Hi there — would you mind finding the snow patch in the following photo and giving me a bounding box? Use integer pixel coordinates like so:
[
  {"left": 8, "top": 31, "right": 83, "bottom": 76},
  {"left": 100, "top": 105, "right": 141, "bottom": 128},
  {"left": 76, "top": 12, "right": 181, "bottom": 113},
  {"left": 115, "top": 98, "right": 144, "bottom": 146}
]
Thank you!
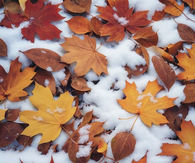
[
  {"left": 46, "top": 67, "right": 53, "bottom": 71},
  {"left": 78, "top": 125, "right": 91, "bottom": 144},
  {"left": 44, "top": 79, "right": 49, "bottom": 86},
  {"left": 137, "top": 93, "right": 157, "bottom": 103},
  {"left": 113, "top": 13, "right": 129, "bottom": 26},
  {"left": 54, "top": 107, "right": 65, "bottom": 113},
  {"left": 41, "top": 50, "right": 46, "bottom": 53},
  {"left": 193, "top": 151, "right": 195, "bottom": 161},
  {"left": 33, "top": 116, "right": 43, "bottom": 121},
  {"left": 0, "top": 77, "right": 3, "bottom": 83},
  {"left": 76, "top": 141, "right": 92, "bottom": 158},
  {"left": 46, "top": 108, "right": 53, "bottom": 114},
  {"left": 182, "top": 143, "right": 191, "bottom": 150}
]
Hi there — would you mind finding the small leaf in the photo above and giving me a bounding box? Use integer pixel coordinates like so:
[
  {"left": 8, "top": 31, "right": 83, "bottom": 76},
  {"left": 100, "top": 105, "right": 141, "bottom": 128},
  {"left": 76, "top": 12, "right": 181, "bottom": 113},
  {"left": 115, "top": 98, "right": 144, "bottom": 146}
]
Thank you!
[
  {"left": 97, "top": 141, "right": 107, "bottom": 153},
  {"left": 111, "top": 132, "right": 136, "bottom": 160},
  {"left": 38, "top": 141, "right": 52, "bottom": 154},
  {"left": 79, "top": 110, "right": 93, "bottom": 128},
  {"left": 5, "top": 109, "right": 20, "bottom": 121},
  {"left": 0, "top": 122, "right": 23, "bottom": 147},
  {"left": 21, "top": 48, "right": 66, "bottom": 72},
  {"left": 71, "top": 77, "right": 91, "bottom": 92},
  {"left": 90, "top": 17, "right": 103, "bottom": 35},
  {"left": 0, "top": 109, "right": 6, "bottom": 121},
  {"left": 183, "top": 84, "right": 195, "bottom": 103},
  {"left": 152, "top": 55, "right": 176, "bottom": 90},
  {"left": 67, "top": 16, "right": 91, "bottom": 34},
  {"left": 0, "top": 38, "right": 7, "bottom": 57}
]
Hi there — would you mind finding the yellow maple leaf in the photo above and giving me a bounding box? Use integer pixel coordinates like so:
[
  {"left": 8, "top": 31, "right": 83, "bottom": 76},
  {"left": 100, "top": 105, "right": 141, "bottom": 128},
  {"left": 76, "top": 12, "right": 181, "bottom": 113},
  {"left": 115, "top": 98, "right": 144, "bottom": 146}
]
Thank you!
[
  {"left": 0, "top": 57, "right": 36, "bottom": 102},
  {"left": 177, "top": 43, "right": 195, "bottom": 81},
  {"left": 117, "top": 80, "right": 176, "bottom": 127},
  {"left": 19, "top": 83, "right": 76, "bottom": 144},
  {"left": 0, "top": 109, "right": 6, "bottom": 121},
  {"left": 159, "top": 120, "right": 195, "bottom": 163}
]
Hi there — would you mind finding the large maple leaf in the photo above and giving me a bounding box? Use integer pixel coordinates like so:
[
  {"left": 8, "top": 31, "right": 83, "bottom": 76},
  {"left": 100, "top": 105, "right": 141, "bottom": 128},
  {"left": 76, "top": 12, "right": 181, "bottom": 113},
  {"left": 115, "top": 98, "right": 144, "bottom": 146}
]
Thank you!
[
  {"left": 117, "top": 80, "right": 176, "bottom": 127},
  {"left": 160, "top": 120, "right": 195, "bottom": 163},
  {"left": 0, "top": 58, "right": 35, "bottom": 102},
  {"left": 176, "top": 43, "right": 195, "bottom": 80},
  {"left": 97, "top": 0, "right": 151, "bottom": 42},
  {"left": 19, "top": 83, "right": 76, "bottom": 144},
  {"left": 21, "top": 0, "right": 64, "bottom": 42},
  {"left": 60, "top": 35, "right": 108, "bottom": 76}
]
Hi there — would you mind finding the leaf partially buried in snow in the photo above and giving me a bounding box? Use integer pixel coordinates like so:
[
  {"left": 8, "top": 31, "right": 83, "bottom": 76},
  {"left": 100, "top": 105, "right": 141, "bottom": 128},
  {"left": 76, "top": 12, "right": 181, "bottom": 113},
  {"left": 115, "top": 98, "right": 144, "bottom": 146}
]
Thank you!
[
  {"left": 159, "top": 120, "right": 195, "bottom": 163},
  {"left": 117, "top": 80, "right": 176, "bottom": 127},
  {"left": 19, "top": 83, "right": 76, "bottom": 144}
]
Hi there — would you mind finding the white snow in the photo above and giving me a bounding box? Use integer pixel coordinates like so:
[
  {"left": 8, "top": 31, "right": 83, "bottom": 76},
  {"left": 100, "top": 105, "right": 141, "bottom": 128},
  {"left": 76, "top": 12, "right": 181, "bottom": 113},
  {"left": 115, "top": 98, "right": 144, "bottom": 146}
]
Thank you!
[
  {"left": 193, "top": 152, "right": 195, "bottom": 161},
  {"left": 54, "top": 107, "right": 65, "bottom": 113},
  {"left": 46, "top": 67, "right": 53, "bottom": 71},
  {"left": 137, "top": 93, "right": 158, "bottom": 103},
  {"left": 46, "top": 108, "right": 53, "bottom": 114},
  {"left": 182, "top": 143, "right": 191, "bottom": 150},
  {"left": 0, "top": 77, "right": 3, "bottom": 83},
  {"left": 78, "top": 125, "right": 91, "bottom": 144},
  {"left": 76, "top": 141, "right": 92, "bottom": 158},
  {"left": 33, "top": 116, "right": 43, "bottom": 121},
  {"left": 113, "top": 13, "right": 129, "bottom": 26},
  {"left": 44, "top": 79, "right": 49, "bottom": 86}
]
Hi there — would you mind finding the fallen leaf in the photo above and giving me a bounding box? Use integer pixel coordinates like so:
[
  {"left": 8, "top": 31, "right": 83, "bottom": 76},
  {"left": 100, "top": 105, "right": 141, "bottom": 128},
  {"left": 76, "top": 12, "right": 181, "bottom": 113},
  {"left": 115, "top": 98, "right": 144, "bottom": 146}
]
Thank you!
[
  {"left": 71, "top": 77, "right": 91, "bottom": 92},
  {"left": 63, "top": 0, "right": 91, "bottom": 13},
  {"left": 160, "top": 0, "right": 184, "bottom": 16},
  {"left": 38, "top": 141, "right": 52, "bottom": 154},
  {"left": 97, "top": 141, "right": 107, "bottom": 153},
  {"left": 176, "top": 44, "right": 195, "bottom": 80},
  {"left": 22, "top": 0, "right": 64, "bottom": 42},
  {"left": 183, "top": 84, "right": 195, "bottom": 103},
  {"left": 79, "top": 110, "right": 93, "bottom": 128},
  {"left": 90, "top": 17, "right": 103, "bottom": 35},
  {"left": 61, "top": 35, "right": 108, "bottom": 76},
  {"left": 152, "top": 10, "right": 166, "bottom": 21},
  {"left": 117, "top": 80, "right": 176, "bottom": 127},
  {"left": 182, "top": 0, "right": 195, "bottom": 10},
  {"left": 163, "top": 41, "right": 183, "bottom": 56},
  {"left": 0, "top": 122, "right": 23, "bottom": 147},
  {"left": 108, "top": 0, "right": 116, "bottom": 7},
  {"left": 140, "top": 45, "right": 150, "bottom": 66},
  {"left": 0, "top": 38, "right": 7, "bottom": 57},
  {"left": 34, "top": 70, "right": 56, "bottom": 95},
  {"left": 133, "top": 26, "right": 158, "bottom": 47},
  {"left": 5, "top": 109, "right": 20, "bottom": 121},
  {"left": 152, "top": 55, "right": 176, "bottom": 90},
  {"left": 0, "top": 109, "right": 6, "bottom": 121},
  {"left": 111, "top": 132, "right": 136, "bottom": 160},
  {"left": 132, "top": 153, "right": 147, "bottom": 163},
  {"left": 125, "top": 64, "right": 148, "bottom": 79},
  {"left": 159, "top": 120, "right": 195, "bottom": 163},
  {"left": 97, "top": 0, "right": 150, "bottom": 41},
  {"left": 21, "top": 48, "right": 66, "bottom": 72},
  {"left": 17, "top": 135, "right": 33, "bottom": 147},
  {"left": 50, "top": 156, "right": 55, "bottom": 163},
  {"left": 19, "top": 0, "right": 27, "bottom": 11},
  {"left": 0, "top": 57, "right": 36, "bottom": 102},
  {"left": 19, "top": 83, "right": 76, "bottom": 144},
  {"left": 5, "top": 1, "right": 21, "bottom": 14},
  {"left": 177, "top": 23, "right": 195, "bottom": 43}
]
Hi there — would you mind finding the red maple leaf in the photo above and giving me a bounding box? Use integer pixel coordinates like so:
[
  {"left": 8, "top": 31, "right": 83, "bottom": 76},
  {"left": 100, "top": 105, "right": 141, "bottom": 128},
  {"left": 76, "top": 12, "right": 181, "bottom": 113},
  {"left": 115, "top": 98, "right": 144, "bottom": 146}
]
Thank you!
[
  {"left": 21, "top": 0, "right": 64, "bottom": 42},
  {"left": 97, "top": 0, "right": 151, "bottom": 42}
]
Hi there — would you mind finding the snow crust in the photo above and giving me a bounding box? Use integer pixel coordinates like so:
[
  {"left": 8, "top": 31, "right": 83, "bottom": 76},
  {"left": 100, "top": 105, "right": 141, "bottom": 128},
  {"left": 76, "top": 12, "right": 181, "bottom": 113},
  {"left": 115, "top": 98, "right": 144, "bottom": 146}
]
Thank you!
[{"left": 0, "top": 0, "right": 195, "bottom": 163}]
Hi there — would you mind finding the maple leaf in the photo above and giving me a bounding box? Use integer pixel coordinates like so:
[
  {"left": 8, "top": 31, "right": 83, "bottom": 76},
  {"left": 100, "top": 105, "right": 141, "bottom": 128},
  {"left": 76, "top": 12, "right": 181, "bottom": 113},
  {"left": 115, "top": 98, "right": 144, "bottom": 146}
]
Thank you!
[
  {"left": 176, "top": 43, "right": 195, "bottom": 80},
  {"left": 0, "top": 57, "right": 36, "bottom": 102},
  {"left": 117, "top": 80, "right": 176, "bottom": 127},
  {"left": 97, "top": 0, "right": 150, "bottom": 42},
  {"left": 182, "top": 0, "right": 195, "bottom": 10},
  {"left": 19, "top": 83, "right": 76, "bottom": 144},
  {"left": 0, "top": 109, "right": 6, "bottom": 121},
  {"left": 21, "top": 0, "right": 64, "bottom": 42},
  {"left": 159, "top": 120, "right": 195, "bottom": 163},
  {"left": 60, "top": 35, "right": 108, "bottom": 76}
]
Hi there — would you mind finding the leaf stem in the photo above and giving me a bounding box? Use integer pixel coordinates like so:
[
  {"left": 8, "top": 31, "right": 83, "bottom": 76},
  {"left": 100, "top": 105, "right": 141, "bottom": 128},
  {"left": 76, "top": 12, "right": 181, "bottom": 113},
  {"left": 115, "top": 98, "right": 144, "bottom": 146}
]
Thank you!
[
  {"left": 61, "top": 125, "right": 77, "bottom": 144},
  {"left": 130, "top": 114, "right": 139, "bottom": 132},
  {"left": 96, "top": 39, "right": 109, "bottom": 51}
]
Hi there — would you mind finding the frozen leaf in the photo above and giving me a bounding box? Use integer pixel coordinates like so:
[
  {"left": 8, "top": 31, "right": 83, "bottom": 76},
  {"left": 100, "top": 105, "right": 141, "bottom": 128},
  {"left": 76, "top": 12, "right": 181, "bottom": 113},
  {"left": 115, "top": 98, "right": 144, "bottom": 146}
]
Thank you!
[
  {"left": 63, "top": 0, "right": 91, "bottom": 13},
  {"left": 111, "top": 132, "right": 136, "bottom": 160},
  {"left": 0, "top": 122, "right": 23, "bottom": 147},
  {"left": 0, "top": 109, "right": 6, "bottom": 121},
  {"left": 133, "top": 26, "right": 158, "bottom": 47},
  {"left": 22, "top": 0, "right": 64, "bottom": 42},
  {"left": 160, "top": 0, "right": 184, "bottom": 16},
  {"left": 61, "top": 35, "right": 108, "bottom": 76},
  {"left": 160, "top": 120, "right": 195, "bottom": 163},
  {"left": 0, "top": 38, "right": 7, "bottom": 57},
  {"left": 67, "top": 16, "right": 90, "bottom": 34},
  {"left": 177, "top": 23, "right": 195, "bottom": 43},
  {"left": 19, "top": 83, "right": 76, "bottom": 144},
  {"left": 97, "top": 0, "right": 150, "bottom": 41},
  {"left": 21, "top": 48, "right": 66, "bottom": 72},
  {"left": 90, "top": 17, "right": 103, "bottom": 35},
  {"left": 0, "top": 58, "right": 36, "bottom": 102},
  {"left": 152, "top": 55, "right": 176, "bottom": 90},
  {"left": 5, "top": 109, "right": 20, "bottom": 121},
  {"left": 176, "top": 44, "right": 195, "bottom": 80},
  {"left": 34, "top": 70, "right": 56, "bottom": 95},
  {"left": 118, "top": 80, "right": 176, "bottom": 127}
]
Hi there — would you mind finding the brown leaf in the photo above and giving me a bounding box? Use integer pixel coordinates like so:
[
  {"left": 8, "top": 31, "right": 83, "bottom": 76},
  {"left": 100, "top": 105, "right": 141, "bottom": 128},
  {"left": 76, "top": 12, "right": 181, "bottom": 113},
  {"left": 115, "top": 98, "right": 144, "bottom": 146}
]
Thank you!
[
  {"left": 5, "top": 1, "right": 21, "bottom": 14},
  {"left": 183, "top": 84, "right": 195, "bottom": 103},
  {"left": 17, "top": 135, "right": 33, "bottom": 147},
  {"left": 163, "top": 41, "right": 183, "bottom": 56},
  {"left": 5, "top": 109, "right": 20, "bottom": 121},
  {"left": 0, "top": 122, "right": 23, "bottom": 147},
  {"left": 107, "top": 0, "right": 116, "bottom": 7},
  {"left": 140, "top": 45, "right": 150, "bottom": 66},
  {"left": 177, "top": 23, "right": 195, "bottom": 43},
  {"left": 182, "top": 0, "right": 195, "bottom": 10},
  {"left": 111, "top": 132, "right": 136, "bottom": 160},
  {"left": 125, "top": 64, "right": 147, "bottom": 78},
  {"left": 67, "top": 16, "right": 91, "bottom": 34},
  {"left": 0, "top": 38, "right": 7, "bottom": 57},
  {"left": 152, "top": 55, "right": 176, "bottom": 90},
  {"left": 63, "top": 0, "right": 91, "bottom": 13},
  {"left": 71, "top": 77, "right": 91, "bottom": 92},
  {"left": 61, "top": 67, "right": 70, "bottom": 87},
  {"left": 152, "top": 10, "right": 166, "bottom": 21},
  {"left": 133, "top": 26, "right": 158, "bottom": 47},
  {"left": 21, "top": 48, "right": 66, "bottom": 72},
  {"left": 90, "top": 17, "right": 103, "bottom": 35},
  {"left": 38, "top": 141, "right": 52, "bottom": 155},
  {"left": 79, "top": 110, "right": 93, "bottom": 128},
  {"left": 34, "top": 70, "right": 56, "bottom": 95}
]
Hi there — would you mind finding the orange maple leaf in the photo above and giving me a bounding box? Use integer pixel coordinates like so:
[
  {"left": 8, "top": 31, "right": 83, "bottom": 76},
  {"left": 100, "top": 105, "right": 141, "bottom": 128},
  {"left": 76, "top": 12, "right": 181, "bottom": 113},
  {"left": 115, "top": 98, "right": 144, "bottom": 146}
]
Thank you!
[
  {"left": 21, "top": 0, "right": 64, "bottom": 42},
  {"left": 159, "top": 120, "right": 195, "bottom": 163},
  {"left": 60, "top": 35, "right": 108, "bottom": 76},
  {"left": 176, "top": 43, "right": 195, "bottom": 80},
  {"left": 117, "top": 80, "right": 176, "bottom": 127},
  {"left": 97, "top": 0, "right": 150, "bottom": 42},
  {"left": 0, "top": 58, "right": 35, "bottom": 102}
]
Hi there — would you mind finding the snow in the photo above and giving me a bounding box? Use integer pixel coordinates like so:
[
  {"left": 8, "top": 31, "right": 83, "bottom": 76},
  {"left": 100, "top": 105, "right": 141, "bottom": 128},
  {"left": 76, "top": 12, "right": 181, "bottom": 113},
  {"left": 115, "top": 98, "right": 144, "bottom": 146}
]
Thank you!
[
  {"left": 0, "top": 0, "right": 195, "bottom": 162},
  {"left": 44, "top": 79, "right": 49, "bottom": 86},
  {"left": 54, "top": 107, "right": 65, "bottom": 113},
  {"left": 182, "top": 143, "right": 191, "bottom": 150}
]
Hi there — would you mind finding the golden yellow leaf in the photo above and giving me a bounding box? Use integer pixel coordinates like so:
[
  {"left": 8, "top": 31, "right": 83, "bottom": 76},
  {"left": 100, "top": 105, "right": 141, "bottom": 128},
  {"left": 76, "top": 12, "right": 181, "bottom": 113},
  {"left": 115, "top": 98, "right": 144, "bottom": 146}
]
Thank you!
[
  {"left": 19, "top": 0, "right": 27, "bottom": 11},
  {"left": 0, "top": 109, "right": 6, "bottom": 121},
  {"left": 97, "top": 141, "right": 107, "bottom": 153},
  {"left": 117, "top": 80, "right": 176, "bottom": 127},
  {"left": 19, "top": 83, "right": 76, "bottom": 144}
]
